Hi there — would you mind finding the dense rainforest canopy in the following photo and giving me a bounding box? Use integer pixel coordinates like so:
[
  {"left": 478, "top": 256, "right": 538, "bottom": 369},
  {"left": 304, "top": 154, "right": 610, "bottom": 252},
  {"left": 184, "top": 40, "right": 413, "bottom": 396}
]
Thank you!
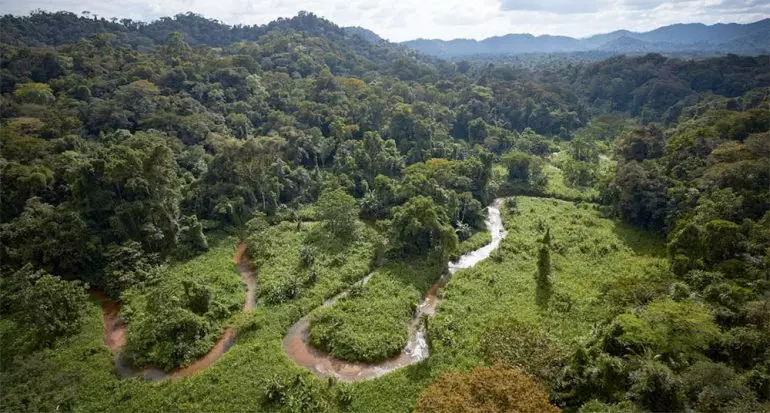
[{"left": 0, "top": 10, "right": 768, "bottom": 413}]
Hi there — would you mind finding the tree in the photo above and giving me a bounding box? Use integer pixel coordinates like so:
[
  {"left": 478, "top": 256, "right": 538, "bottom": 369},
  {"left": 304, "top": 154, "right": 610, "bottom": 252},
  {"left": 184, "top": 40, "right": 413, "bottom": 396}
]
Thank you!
[
  {"left": 316, "top": 188, "right": 358, "bottom": 239},
  {"left": 616, "top": 124, "right": 664, "bottom": 161},
  {"left": 390, "top": 196, "right": 458, "bottom": 258},
  {"left": 226, "top": 113, "right": 252, "bottom": 139},
  {"left": 177, "top": 215, "right": 209, "bottom": 258},
  {"left": 612, "top": 299, "right": 720, "bottom": 358},
  {"left": 0, "top": 198, "right": 97, "bottom": 278},
  {"left": 102, "top": 241, "right": 160, "bottom": 298},
  {"left": 413, "top": 365, "right": 561, "bottom": 413},
  {"left": 102, "top": 131, "right": 183, "bottom": 253},
  {"left": 13, "top": 82, "right": 55, "bottom": 105},
  {"left": 703, "top": 220, "right": 746, "bottom": 265},
  {"left": 612, "top": 160, "right": 667, "bottom": 231},
  {"left": 502, "top": 150, "right": 547, "bottom": 192},
  {"left": 683, "top": 361, "right": 759, "bottom": 412},
  {"left": 561, "top": 157, "right": 598, "bottom": 188},
  {"left": 114, "top": 80, "right": 159, "bottom": 126},
  {"left": 5, "top": 265, "right": 89, "bottom": 346}
]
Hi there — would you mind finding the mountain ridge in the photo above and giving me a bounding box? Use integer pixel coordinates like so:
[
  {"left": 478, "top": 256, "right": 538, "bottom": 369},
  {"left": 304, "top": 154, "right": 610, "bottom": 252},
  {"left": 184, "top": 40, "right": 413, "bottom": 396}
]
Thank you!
[{"left": 399, "top": 18, "right": 770, "bottom": 57}]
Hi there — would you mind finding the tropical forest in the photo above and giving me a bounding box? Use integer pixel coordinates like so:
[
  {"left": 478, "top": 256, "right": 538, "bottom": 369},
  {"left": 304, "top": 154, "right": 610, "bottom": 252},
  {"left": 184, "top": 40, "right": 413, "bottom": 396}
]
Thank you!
[{"left": 0, "top": 9, "right": 768, "bottom": 413}]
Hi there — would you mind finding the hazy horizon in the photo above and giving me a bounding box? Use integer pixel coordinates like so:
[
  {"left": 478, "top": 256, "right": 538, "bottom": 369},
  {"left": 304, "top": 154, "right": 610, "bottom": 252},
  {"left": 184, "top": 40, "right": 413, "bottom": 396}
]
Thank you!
[{"left": 1, "top": 0, "right": 767, "bottom": 42}]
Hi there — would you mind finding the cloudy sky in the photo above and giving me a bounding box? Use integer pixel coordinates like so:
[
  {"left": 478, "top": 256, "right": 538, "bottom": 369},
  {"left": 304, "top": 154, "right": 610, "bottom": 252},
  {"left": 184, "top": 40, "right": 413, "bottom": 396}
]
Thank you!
[{"left": 0, "top": 0, "right": 767, "bottom": 41}]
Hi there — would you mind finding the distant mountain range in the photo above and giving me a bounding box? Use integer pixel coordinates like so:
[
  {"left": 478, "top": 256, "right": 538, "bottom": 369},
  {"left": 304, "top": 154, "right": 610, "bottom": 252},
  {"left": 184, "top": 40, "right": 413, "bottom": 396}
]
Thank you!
[{"left": 365, "top": 19, "right": 770, "bottom": 58}]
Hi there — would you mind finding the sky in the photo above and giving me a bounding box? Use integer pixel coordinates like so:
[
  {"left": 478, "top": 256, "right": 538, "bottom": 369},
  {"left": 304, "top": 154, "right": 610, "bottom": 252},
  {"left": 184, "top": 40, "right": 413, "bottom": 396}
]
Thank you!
[{"left": 0, "top": 0, "right": 768, "bottom": 41}]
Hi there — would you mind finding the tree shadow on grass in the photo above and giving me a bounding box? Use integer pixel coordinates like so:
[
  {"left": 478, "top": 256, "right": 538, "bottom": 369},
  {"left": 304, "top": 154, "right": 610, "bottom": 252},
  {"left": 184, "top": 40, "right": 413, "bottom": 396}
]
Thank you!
[
  {"left": 612, "top": 221, "right": 666, "bottom": 258},
  {"left": 535, "top": 270, "right": 553, "bottom": 309}
]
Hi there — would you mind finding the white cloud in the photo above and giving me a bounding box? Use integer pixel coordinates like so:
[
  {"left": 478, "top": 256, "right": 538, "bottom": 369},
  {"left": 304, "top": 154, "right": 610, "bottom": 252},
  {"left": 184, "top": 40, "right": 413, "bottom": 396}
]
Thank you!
[
  {"left": 0, "top": 0, "right": 767, "bottom": 41},
  {"left": 500, "top": 0, "right": 608, "bottom": 14}
]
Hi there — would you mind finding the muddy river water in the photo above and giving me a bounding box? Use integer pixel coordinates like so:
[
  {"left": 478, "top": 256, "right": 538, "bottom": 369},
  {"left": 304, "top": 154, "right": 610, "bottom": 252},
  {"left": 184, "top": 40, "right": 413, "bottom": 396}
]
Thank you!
[
  {"left": 282, "top": 198, "right": 508, "bottom": 382},
  {"left": 96, "top": 199, "right": 505, "bottom": 381},
  {"left": 94, "top": 242, "right": 256, "bottom": 380}
]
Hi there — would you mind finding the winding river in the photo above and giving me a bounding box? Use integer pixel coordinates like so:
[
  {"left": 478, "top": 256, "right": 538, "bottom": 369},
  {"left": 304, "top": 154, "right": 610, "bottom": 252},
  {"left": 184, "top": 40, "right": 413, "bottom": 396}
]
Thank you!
[
  {"left": 282, "top": 198, "right": 508, "bottom": 382},
  {"left": 94, "top": 243, "right": 256, "bottom": 380},
  {"left": 96, "top": 199, "right": 505, "bottom": 381}
]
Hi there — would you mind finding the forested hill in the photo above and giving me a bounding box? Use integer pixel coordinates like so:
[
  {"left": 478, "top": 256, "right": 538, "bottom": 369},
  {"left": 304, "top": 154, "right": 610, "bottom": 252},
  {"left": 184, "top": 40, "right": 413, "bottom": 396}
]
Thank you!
[
  {"left": 403, "top": 18, "right": 770, "bottom": 58},
  {"left": 1, "top": 11, "right": 347, "bottom": 47},
  {"left": 0, "top": 11, "right": 412, "bottom": 66}
]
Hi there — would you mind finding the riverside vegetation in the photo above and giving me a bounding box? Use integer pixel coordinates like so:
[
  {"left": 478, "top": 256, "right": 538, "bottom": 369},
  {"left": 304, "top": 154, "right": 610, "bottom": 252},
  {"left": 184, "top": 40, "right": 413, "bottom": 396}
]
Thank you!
[{"left": 1, "top": 10, "right": 768, "bottom": 413}]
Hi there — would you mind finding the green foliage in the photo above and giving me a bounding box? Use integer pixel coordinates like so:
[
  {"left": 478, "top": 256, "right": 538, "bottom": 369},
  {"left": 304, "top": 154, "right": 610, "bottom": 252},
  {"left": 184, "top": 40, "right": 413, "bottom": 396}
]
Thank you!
[
  {"left": 450, "top": 230, "right": 491, "bottom": 260},
  {"left": 317, "top": 188, "right": 359, "bottom": 239},
  {"left": 1, "top": 197, "right": 97, "bottom": 278},
  {"left": 390, "top": 196, "right": 458, "bottom": 258},
  {"left": 13, "top": 82, "right": 55, "bottom": 105},
  {"left": 627, "top": 360, "right": 684, "bottom": 412},
  {"left": 0, "top": 9, "right": 768, "bottom": 413},
  {"left": 102, "top": 241, "right": 160, "bottom": 298},
  {"left": 612, "top": 299, "right": 720, "bottom": 358},
  {"left": 501, "top": 149, "right": 547, "bottom": 192},
  {"left": 261, "top": 373, "right": 350, "bottom": 413},
  {"left": 536, "top": 228, "right": 553, "bottom": 308},
  {"left": 612, "top": 159, "right": 668, "bottom": 230},
  {"left": 703, "top": 220, "right": 746, "bottom": 265},
  {"left": 120, "top": 238, "right": 242, "bottom": 370},
  {"left": 3, "top": 265, "right": 89, "bottom": 346},
  {"left": 253, "top": 221, "right": 378, "bottom": 306},
  {"left": 561, "top": 156, "right": 598, "bottom": 187},
  {"left": 308, "top": 259, "right": 440, "bottom": 363},
  {"left": 682, "top": 361, "right": 759, "bottom": 412}
]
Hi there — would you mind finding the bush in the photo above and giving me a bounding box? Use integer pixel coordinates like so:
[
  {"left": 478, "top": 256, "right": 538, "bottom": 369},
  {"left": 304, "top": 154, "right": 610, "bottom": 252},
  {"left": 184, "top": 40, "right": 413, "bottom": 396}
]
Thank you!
[
  {"left": 579, "top": 400, "right": 642, "bottom": 413},
  {"left": 390, "top": 196, "right": 458, "bottom": 258},
  {"left": 299, "top": 245, "right": 317, "bottom": 268},
  {"left": 502, "top": 150, "right": 547, "bottom": 192},
  {"left": 627, "top": 360, "right": 684, "bottom": 412},
  {"left": 307, "top": 260, "right": 438, "bottom": 363},
  {"left": 119, "top": 240, "right": 242, "bottom": 370},
  {"left": 717, "top": 327, "right": 769, "bottom": 369},
  {"left": 123, "top": 289, "right": 213, "bottom": 371},
  {"left": 261, "top": 373, "right": 342, "bottom": 413},
  {"left": 481, "top": 319, "right": 568, "bottom": 383},
  {"left": 682, "top": 361, "right": 758, "bottom": 412},
  {"left": 413, "top": 365, "right": 561, "bottom": 413},
  {"left": 265, "top": 277, "right": 302, "bottom": 305}
]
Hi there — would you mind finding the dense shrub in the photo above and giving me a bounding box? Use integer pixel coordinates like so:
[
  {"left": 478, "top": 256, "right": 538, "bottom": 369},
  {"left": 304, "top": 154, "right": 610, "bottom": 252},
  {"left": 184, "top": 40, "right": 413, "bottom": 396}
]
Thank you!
[
  {"left": 413, "top": 365, "right": 561, "bottom": 413},
  {"left": 610, "top": 299, "right": 720, "bottom": 358},
  {"left": 481, "top": 319, "right": 567, "bottom": 383},
  {"left": 682, "top": 361, "right": 758, "bottom": 412},
  {"left": 627, "top": 360, "right": 684, "bottom": 412}
]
